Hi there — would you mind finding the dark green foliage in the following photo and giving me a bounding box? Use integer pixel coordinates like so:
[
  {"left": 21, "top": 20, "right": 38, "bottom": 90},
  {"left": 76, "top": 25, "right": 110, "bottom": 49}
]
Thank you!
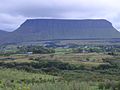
[
  {"left": 0, "top": 60, "right": 85, "bottom": 73},
  {"left": 98, "top": 81, "right": 120, "bottom": 90},
  {"left": 18, "top": 45, "right": 55, "bottom": 54},
  {"left": 32, "top": 60, "right": 77, "bottom": 70},
  {"left": 71, "top": 45, "right": 120, "bottom": 53}
]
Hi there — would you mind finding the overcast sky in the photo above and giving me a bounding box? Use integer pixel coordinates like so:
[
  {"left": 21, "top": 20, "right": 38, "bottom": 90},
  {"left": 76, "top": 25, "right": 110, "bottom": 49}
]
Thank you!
[{"left": 0, "top": 0, "right": 120, "bottom": 31}]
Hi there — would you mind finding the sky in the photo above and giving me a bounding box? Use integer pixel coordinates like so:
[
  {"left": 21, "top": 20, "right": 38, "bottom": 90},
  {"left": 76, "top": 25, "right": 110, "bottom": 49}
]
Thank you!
[{"left": 0, "top": 0, "right": 120, "bottom": 32}]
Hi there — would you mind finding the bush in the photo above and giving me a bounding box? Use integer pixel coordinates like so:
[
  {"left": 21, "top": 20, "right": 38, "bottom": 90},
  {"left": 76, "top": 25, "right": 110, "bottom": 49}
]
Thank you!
[
  {"left": 98, "top": 80, "right": 120, "bottom": 90},
  {"left": 18, "top": 45, "right": 55, "bottom": 54}
]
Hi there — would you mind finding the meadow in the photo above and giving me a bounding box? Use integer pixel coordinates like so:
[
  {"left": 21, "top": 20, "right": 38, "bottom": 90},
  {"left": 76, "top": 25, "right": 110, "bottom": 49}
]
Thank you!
[{"left": 0, "top": 43, "right": 120, "bottom": 90}]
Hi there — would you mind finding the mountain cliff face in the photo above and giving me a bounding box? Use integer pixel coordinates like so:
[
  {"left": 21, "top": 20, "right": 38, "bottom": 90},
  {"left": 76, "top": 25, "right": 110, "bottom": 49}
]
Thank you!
[
  {"left": 0, "top": 30, "right": 9, "bottom": 43},
  {"left": 0, "top": 19, "right": 120, "bottom": 44},
  {"left": 14, "top": 19, "right": 120, "bottom": 39}
]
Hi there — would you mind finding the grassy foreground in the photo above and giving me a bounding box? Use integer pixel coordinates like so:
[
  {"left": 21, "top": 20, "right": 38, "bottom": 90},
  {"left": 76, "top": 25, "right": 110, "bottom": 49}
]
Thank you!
[
  {"left": 0, "top": 45, "right": 120, "bottom": 90},
  {"left": 0, "top": 68, "right": 100, "bottom": 90}
]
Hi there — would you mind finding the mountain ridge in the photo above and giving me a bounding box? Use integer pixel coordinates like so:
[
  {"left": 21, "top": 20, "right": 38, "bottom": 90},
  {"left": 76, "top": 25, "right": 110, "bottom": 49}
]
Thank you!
[{"left": 0, "top": 19, "right": 120, "bottom": 44}]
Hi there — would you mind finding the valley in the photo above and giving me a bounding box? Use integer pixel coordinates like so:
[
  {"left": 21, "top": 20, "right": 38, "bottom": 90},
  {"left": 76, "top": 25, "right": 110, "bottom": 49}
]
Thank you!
[
  {"left": 0, "top": 19, "right": 120, "bottom": 90},
  {"left": 0, "top": 40, "right": 120, "bottom": 90}
]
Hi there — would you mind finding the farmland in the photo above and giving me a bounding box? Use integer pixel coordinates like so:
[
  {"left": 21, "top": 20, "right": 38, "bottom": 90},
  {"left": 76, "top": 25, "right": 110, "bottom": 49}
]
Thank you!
[{"left": 0, "top": 41, "right": 120, "bottom": 90}]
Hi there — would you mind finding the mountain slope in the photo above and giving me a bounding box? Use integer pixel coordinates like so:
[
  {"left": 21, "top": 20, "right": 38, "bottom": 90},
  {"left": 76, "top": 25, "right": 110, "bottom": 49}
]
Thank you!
[
  {"left": 0, "top": 30, "right": 9, "bottom": 43},
  {"left": 0, "top": 30, "right": 8, "bottom": 35},
  {"left": 1, "top": 19, "right": 120, "bottom": 44}
]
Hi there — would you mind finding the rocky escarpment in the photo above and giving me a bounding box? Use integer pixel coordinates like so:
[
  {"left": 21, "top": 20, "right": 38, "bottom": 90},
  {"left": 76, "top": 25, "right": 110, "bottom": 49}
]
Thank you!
[{"left": 0, "top": 19, "right": 120, "bottom": 44}]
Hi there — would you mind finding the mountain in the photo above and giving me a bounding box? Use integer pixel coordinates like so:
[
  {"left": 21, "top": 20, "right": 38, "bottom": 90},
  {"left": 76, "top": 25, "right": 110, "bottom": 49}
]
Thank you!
[
  {"left": 0, "top": 19, "right": 120, "bottom": 44},
  {"left": 0, "top": 30, "right": 8, "bottom": 35},
  {"left": 0, "top": 30, "right": 9, "bottom": 43}
]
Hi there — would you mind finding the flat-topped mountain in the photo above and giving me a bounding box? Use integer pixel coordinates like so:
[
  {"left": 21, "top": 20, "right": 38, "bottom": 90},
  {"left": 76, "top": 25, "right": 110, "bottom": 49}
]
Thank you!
[
  {"left": 0, "top": 19, "right": 120, "bottom": 44},
  {"left": 14, "top": 19, "right": 120, "bottom": 39}
]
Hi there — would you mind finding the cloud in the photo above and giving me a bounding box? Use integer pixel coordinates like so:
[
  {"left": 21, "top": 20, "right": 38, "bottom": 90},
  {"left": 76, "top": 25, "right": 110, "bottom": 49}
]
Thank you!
[
  {"left": 0, "top": 0, "right": 120, "bottom": 31},
  {"left": 0, "top": 13, "right": 26, "bottom": 31}
]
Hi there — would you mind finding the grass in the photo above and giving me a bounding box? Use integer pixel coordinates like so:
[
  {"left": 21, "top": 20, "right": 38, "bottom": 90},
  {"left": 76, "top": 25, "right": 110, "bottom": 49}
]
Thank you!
[
  {"left": 0, "top": 68, "right": 102, "bottom": 90},
  {"left": 27, "top": 53, "right": 112, "bottom": 68},
  {"left": 55, "top": 48, "right": 73, "bottom": 54},
  {"left": 1, "top": 68, "right": 118, "bottom": 90},
  {"left": 0, "top": 51, "right": 120, "bottom": 90},
  {"left": 0, "top": 68, "right": 58, "bottom": 80},
  {"left": 0, "top": 68, "right": 62, "bottom": 90}
]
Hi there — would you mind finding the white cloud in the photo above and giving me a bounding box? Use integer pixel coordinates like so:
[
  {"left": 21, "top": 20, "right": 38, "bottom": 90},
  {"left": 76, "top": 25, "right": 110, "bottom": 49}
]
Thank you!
[
  {"left": 0, "top": 13, "right": 26, "bottom": 31},
  {"left": 0, "top": 0, "right": 120, "bottom": 31}
]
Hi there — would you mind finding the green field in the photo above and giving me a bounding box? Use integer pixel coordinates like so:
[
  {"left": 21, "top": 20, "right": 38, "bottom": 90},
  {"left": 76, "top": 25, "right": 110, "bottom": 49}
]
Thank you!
[{"left": 0, "top": 43, "right": 120, "bottom": 90}]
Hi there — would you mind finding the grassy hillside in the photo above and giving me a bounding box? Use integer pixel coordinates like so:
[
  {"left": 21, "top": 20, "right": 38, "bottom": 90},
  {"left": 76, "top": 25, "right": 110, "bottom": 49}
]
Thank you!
[{"left": 0, "top": 43, "right": 120, "bottom": 90}]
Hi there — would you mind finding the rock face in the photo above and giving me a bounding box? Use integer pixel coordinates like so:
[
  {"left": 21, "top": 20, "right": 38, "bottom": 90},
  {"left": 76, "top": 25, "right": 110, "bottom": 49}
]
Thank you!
[
  {"left": 14, "top": 19, "right": 120, "bottom": 39},
  {"left": 0, "top": 19, "right": 120, "bottom": 44}
]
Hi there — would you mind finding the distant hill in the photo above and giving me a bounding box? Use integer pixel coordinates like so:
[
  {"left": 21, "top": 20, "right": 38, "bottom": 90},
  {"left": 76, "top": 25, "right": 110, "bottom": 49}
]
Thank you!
[
  {"left": 0, "top": 19, "right": 120, "bottom": 44},
  {"left": 0, "top": 30, "right": 9, "bottom": 43},
  {"left": 0, "top": 30, "right": 8, "bottom": 35}
]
